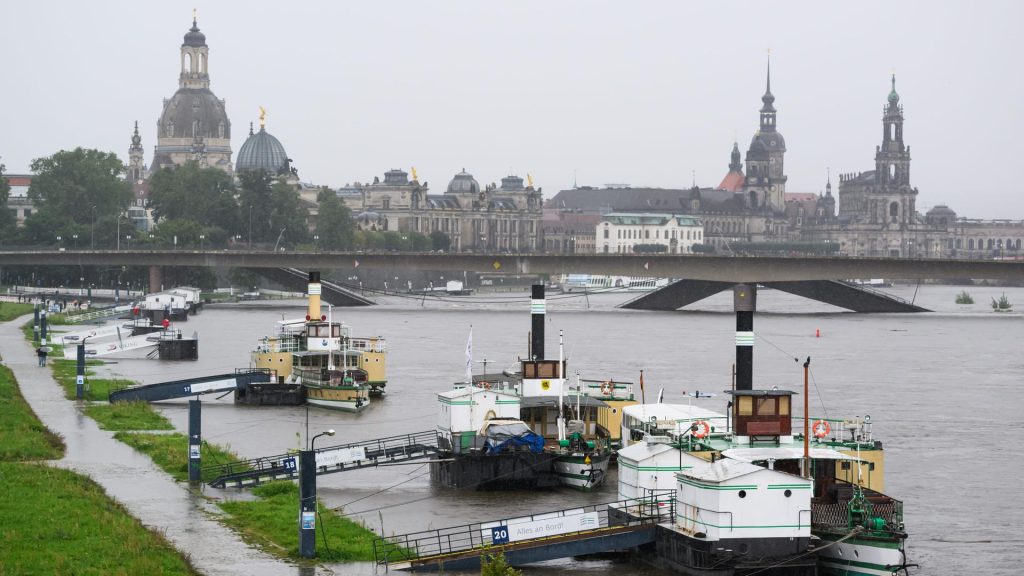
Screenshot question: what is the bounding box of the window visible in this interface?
[756,397,776,416]
[737,396,753,416]
[603,229,609,239]
[778,396,790,416]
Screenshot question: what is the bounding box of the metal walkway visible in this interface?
[251,267,375,306]
[205,430,439,488]
[62,305,132,324]
[109,369,272,403]
[373,492,676,571]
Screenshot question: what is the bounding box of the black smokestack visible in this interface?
[733,284,756,391]
[531,284,545,360]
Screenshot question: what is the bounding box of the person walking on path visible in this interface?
[36,346,47,366]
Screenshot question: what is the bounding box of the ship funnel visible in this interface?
[733,284,756,391]
[306,271,323,322]
[531,284,545,360]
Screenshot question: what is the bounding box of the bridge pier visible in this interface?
[148,265,163,294]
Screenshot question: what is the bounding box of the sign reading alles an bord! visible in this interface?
[483,512,600,544]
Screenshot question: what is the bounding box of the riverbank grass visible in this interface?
[113,432,246,483]
[218,481,379,562]
[0,302,35,322]
[49,358,172,430]
[0,462,199,575]
[0,364,64,460]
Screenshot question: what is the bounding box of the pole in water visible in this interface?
[188,399,202,484]
[816,329,820,338]
[76,342,86,400]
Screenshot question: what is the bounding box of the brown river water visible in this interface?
[90,284,1023,575]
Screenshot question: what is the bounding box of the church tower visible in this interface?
[152,14,233,173]
[873,74,916,225]
[127,121,145,183]
[743,59,787,212]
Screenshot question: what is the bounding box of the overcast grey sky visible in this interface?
[3,1,1021,219]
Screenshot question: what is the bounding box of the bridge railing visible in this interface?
[202,429,439,487]
[373,490,676,566]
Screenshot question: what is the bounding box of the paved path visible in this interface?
[4,316,361,576]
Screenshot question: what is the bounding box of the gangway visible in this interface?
[205,430,439,488]
[62,305,132,324]
[252,267,375,306]
[373,492,676,571]
[109,369,272,403]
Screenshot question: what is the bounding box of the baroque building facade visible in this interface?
[338,169,543,252]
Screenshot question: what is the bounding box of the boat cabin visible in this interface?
[726,389,794,444]
[519,359,567,397]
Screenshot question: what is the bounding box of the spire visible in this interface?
[729,141,742,173]
[131,120,142,148]
[887,73,900,106]
[825,167,832,196]
[249,122,254,136]
[760,55,775,112]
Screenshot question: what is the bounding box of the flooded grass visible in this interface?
[86,401,174,431]
[0,462,200,575]
[51,358,131,401]
[0,365,65,461]
[113,432,243,483]
[218,481,379,562]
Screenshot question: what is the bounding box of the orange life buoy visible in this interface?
[479,381,491,390]
[812,419,831,439]
[691,420,711,439]
[600,380,613,396]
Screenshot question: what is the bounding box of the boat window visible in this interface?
[537,362,557,378]
[737,396,753,416]
[332,325,341,337]
[756,397,776,415]
[778,396,790,416]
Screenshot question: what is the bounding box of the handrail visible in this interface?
[373,491,676,566]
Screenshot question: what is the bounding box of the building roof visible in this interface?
[718,171,744,193]
[601,213,702,227]
[447,170,479,194]
[236,125,289,173]
[616,441,677,463]
[183,18,206,47]
[679,458,764,483]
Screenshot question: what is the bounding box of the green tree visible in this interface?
[315,188,355,249]
[147,162,238,230]
[408,232,431,251]
[268,178,309,247]
[0,163,15,242]
[24,148,132,244]
[430,230,451,251]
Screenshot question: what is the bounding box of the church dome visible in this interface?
[447,169,480,194]
[184,20,206,47]
[236,125,289,173]
[750,131,786,153]
[157,88,231,141]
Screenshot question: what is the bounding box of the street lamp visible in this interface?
[90,206,96,250]
[126,235,132,251]
[313,235,319,252]
[248,205,253,251]
[56,235,62,250]
[199,234,205,251]
[300,428,336,559]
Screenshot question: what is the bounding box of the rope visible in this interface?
[752,331,800,362]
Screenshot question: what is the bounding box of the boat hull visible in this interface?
[304,385,370,412]
[816,532,907,576]
[554,451,611,491]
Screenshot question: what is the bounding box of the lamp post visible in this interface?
[300,429,336,559]
[90,206,96,250]
[72,234,79,250]
[199,234,205,251]
[56,235,62,250]
[126,235,132,251]
[116,212,121,251]
[248,205,253,251]
[313,235,319,253]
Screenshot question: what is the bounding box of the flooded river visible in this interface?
[98,283,1024,575]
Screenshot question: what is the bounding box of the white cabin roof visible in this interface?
[623,403,727,426]
[438,385,518,401]
[680,459,764,483]
[617,441,677,463]
[722,447,862,462]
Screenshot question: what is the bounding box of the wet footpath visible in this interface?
[3,316,358,576]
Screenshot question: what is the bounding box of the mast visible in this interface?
[557,329,566,442]
[803,357,810,478]
[531,285,545,360]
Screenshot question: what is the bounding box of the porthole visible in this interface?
[738,490,747,498]
[784,489,792,498]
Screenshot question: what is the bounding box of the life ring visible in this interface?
[691,420,711,439]
[479,381,491,390]
[812,419,831,439]
[600,380,613,396]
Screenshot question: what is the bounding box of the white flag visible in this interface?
[465,325,473,383]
